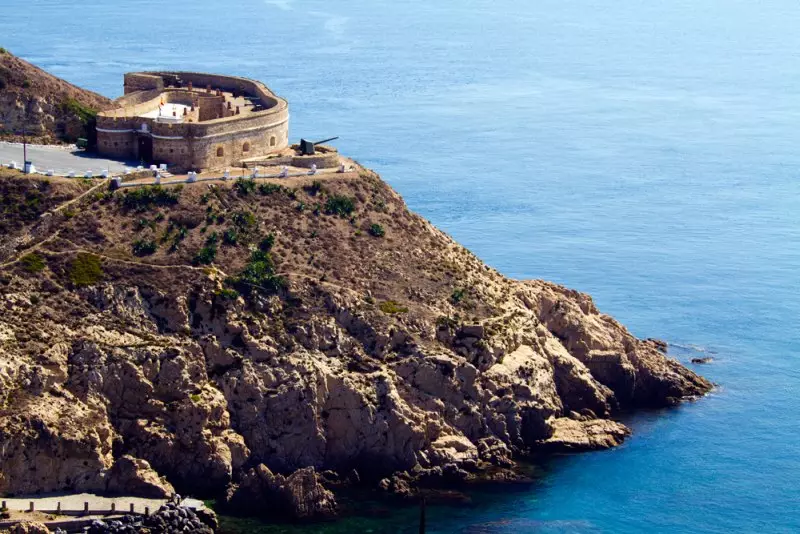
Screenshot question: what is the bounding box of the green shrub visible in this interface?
[0,47,7,54]
[223,228,239,246]
[205,231,219,246]
[61,98,97,125]
[21,79,31,89]
[20,253,46,273]
[132,239,157,256]
[379,300,408,314]
[450,288,467,304]
[119,185,180,212]
[226,249,285,297]
[258,183,283,195]
[69,253,103,287]
[192,245,217,265]
[258,233,275,252]
[368,223,385,237]
[325,194,355,217]
[304,180,324,196]
[190,393,201,402]
[232,210,257,231]
[234,177,256,196]
[216,288,239,300]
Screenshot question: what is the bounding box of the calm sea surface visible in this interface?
[3,0,799,532]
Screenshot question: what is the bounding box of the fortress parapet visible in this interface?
[96,72,289,172]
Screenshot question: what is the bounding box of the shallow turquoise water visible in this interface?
[3,0,799,532]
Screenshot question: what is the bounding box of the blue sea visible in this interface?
[3,0,799,532]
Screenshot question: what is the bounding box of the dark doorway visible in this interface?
[137,136,153,164]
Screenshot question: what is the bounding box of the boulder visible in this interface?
[106,455,174,498]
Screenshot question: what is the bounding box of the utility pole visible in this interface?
[22,123,28,173]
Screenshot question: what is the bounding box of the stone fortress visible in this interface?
[95,72,290,172]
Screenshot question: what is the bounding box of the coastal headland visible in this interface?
[0,52,712,529]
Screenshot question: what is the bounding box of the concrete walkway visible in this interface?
[1,493,205,513]
[0,141,136,176]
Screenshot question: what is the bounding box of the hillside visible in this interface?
[0,166,711,520]
[0,49,112,144]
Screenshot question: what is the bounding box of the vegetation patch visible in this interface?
[132,239,158,256]
[303,180,324,196]
[258,234,275,252]
[368,223,385,237]
[379,300,408,314]
[20,253,46,273]
[69,253,103,287]
[226,249,286,298]
[215,288,239,300]
[450,287,467,305]
[234,177,256,196]
[119,185,181,212]
[325,194,356,217]
[193,233,219,265]
[258,183,284,196]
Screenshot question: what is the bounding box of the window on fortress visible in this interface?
[243,142,250,153]
[217,147,224,157]
[170,149,174,153]
[270,136,276,147]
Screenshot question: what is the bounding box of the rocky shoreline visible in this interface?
[0,162,712,527]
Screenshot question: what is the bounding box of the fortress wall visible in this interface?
[189,118,289,170]
[124,73,164,95]
[152,72,282,109]
[112,89,163,109]
[152,138,193,169]
[97,131,137,160]
[97,72,290,170]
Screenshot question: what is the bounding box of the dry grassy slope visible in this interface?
[0,49,112,142]
[0,166,711,509]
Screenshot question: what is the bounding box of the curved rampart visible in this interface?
[97,71,290,172]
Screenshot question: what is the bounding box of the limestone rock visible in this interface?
[225,464,337,520]
[106,455,174,498]
[538,417,631,452]
[9,521,50,534]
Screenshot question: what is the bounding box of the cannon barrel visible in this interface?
[313,136,339,146]
[299,136,339,156]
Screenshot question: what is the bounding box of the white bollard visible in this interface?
[124,168,132,175]
[68,170,76,178]
[112,177,122,189]
[137,165,144,171]
[338,163,346,173]
[149,164,158,171]
[223,169,230,180]
[46,169,54,176]
[279,166,288,178]
[84,171,93,178]
[154,174,161,185]
[252,168,259,179]
[9,161,18,169]
[309,164,317,175]
[159,163,168,171]
[187,172,197,183]
[101,169,109,178]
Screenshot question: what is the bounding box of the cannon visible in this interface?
[298,136,339,156]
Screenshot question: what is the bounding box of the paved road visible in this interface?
[0,142,136,176]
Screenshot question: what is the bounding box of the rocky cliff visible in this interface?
[0,50,111,144]
[0,166,711,520]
